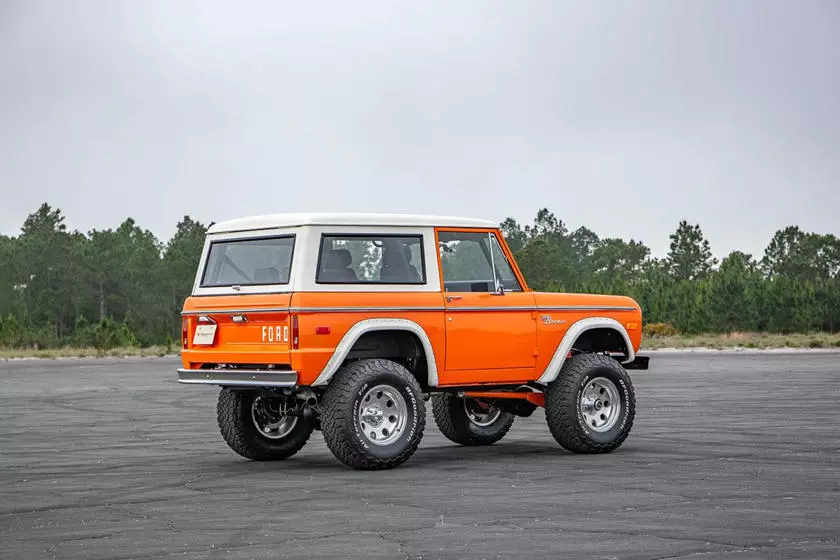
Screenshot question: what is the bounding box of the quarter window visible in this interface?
[438,231,521,292]
[316,235,425,284]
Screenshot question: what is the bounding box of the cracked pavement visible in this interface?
[1,353,839,559]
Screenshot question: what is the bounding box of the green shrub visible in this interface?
[73,316,139,350]
[0,314,24,347]
[644,322,679,337]
[72,315,94,347]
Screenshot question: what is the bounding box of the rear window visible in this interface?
[201,236,295,287]
[316,234,425,284]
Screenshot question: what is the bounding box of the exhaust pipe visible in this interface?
[297,389,322,430]
[296,389,319,409]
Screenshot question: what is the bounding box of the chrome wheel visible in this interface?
[463,398,503,427]
[251,396,298,440]
[357,384,407,446]
[579,377,621,432]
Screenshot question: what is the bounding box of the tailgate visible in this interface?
[182,294,293,365]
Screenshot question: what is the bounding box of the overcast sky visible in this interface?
[1,1,838,258]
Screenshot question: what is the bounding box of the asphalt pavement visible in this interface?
[1,353,839,559]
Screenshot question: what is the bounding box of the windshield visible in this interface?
[201,236,295,287]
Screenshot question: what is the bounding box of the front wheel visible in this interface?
[217,388,314,460]
[321,359,426,470]
[432,394,515,446]
[545,353,635,453]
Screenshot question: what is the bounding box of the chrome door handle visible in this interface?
[446,295,462,302]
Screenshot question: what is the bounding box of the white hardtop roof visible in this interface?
[207,212,497,234]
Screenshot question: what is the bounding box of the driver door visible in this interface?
[437,230,537,380]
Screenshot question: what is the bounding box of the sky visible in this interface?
[1,1,838,259]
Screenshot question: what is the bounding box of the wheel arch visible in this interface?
[536,317,635,384]
[311,318,439,387]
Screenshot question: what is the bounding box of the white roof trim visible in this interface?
[207,212,496,234]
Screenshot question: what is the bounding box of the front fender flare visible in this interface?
[536,317,635,384]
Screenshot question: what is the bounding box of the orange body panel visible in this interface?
[290,291,446,386]
[180,227,643,389]
[531,292,642,376]
[442,290,537,383]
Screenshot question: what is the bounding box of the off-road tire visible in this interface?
[432,394,515,446]
[545,353,635,453]
[321,359,426,470]
[217,388,314,461]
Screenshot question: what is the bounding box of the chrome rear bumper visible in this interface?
[177,368,298,387]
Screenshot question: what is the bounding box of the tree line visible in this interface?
[0,204,206,349]
[1,204,838,349]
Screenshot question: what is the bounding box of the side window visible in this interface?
[316,234,425,284]
[438,231,522,292]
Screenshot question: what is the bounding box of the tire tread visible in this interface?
[431,394,514,446]
[321,359,426,470]
[545,353,635,454]
[217,388,312,461]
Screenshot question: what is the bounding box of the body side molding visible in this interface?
[536,317,636,384]
[311,318,439,387]
[181,305,634,316]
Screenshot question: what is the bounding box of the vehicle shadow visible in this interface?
[205,440,589,475]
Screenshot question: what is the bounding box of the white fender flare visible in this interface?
[536,317,635,384]
[311,318,439,387]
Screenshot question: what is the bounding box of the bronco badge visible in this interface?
[541,314,566,326]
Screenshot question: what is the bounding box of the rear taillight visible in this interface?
[291,314,299,349]
[182,317,189,348]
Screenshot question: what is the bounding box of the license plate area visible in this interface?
[192,324,218,345]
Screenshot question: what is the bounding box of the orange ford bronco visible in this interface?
[178,213,649,470]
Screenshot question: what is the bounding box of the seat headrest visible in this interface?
[253,267,280,284]
[382,247,405,266]
[383,242,415,266]
[324,249,352,269]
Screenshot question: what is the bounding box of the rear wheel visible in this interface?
[217,389,314,460]
[432,394,515,446]
[545,353,635,453]
[321,359,426,470]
